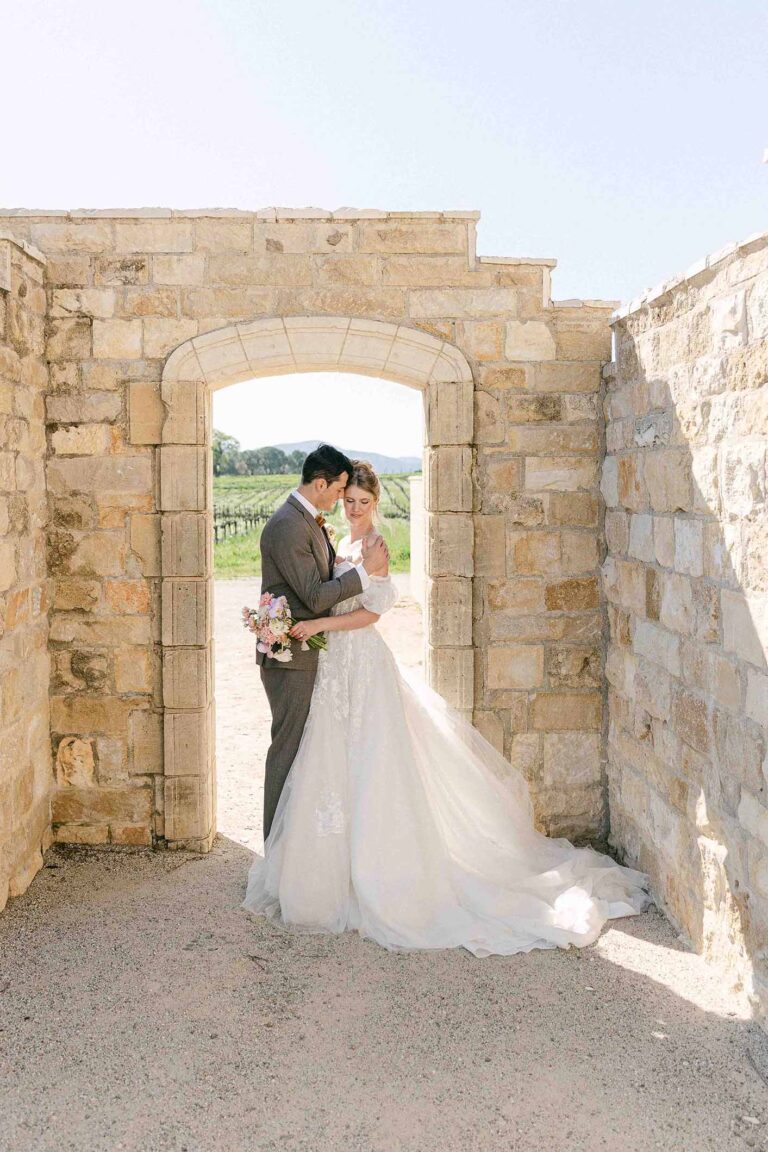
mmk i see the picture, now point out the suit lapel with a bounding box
[286,493,334,577]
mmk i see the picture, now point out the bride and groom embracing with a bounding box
[241,444,650,955]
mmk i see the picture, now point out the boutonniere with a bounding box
[325,524,337,546]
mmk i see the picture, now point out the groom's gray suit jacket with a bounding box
[256,493,364,670]
[257,494,364,839]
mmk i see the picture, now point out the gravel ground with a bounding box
[1,578,767,1152]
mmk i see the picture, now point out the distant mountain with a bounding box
[272,441,422,475]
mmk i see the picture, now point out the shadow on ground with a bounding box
[1,837,767,1152]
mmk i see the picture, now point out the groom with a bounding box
[257,443,389,840]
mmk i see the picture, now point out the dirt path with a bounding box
[213,574,422,850]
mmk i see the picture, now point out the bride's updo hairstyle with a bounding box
[349,459,381,524]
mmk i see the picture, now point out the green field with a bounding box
[213,473,415,578]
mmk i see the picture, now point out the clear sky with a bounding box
[4,0,766,455]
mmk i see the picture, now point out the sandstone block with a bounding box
[51,424,111,455]
[51,288,116,319]
[426,446,473,512]
[160,446,209,512]
[559,529,598,576]
[546,492,598,528]
[531,693,601,731]
[53,578,101,611]
[542,733,601,788]
[545,577,599,611]
[535,363,601,393]
[426,513,473,577]
[105,579,151,615]
[483,455,523,499]
[719,443,766,521]
[546,647,601,689]
[471,710,505,754]
[162,646,211,710]
[50,695,138,737]
[674,517,704,577]
[47,318,91,361]
[488,645,544,690]
[162,579,212,647]
[114,221,194,254]
[164,774,212,842]
[426,379,473,445]
[128,382,165,444]
[161,511,212,577]
[633,619,681,677]
[46,392,122,424]
[428,645,474,711]
[427,577,472,647]
[600,457,619,507]
[458,321,505,361]
[129,708,163,774]
[473,516,506,576]
[164,707,213,776]
[94,255,150,287]
[672,687,710,754]
[129,513,161,577]
[479,365,528,390]
[474,391,504,444]
[358,221,468,254]
[644,449,693,513]
[92,318,142,359]
[627,514,654,562]
[160,380,207,445]
[114,648,153,694]
[55,736,96,788]
[410,289,519,319]
[654,516,675,568]
[660,572,695,635]
[507,530,560,575]
[194,218,253,252]
[153,253,206,286]
[487,578,544,615]
[53,785,152,826]
[524,456,597,492]
[143,318,198,359]
[721,590,767,667]
[746,669,768,726]
[505,321,556,361]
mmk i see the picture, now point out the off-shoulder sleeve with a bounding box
[359,575,399,616]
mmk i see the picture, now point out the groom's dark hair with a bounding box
[301,443,355,486]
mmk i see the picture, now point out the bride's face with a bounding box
[343,484,375,531]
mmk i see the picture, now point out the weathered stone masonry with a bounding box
[0,208,611,889]
[604,233,768,1024]
[1,207,766,1024]
[0,236,53,907]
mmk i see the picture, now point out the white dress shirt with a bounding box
[291,489,370,590]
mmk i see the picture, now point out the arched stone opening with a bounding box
[159,317,474,849]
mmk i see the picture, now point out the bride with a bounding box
[241,461,650,956]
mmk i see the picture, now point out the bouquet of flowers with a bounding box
[242,593,327,662]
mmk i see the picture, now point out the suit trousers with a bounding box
[260,664,317,841]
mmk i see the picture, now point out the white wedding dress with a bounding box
[242,543,650,956]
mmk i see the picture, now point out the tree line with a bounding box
[213,430,307,476]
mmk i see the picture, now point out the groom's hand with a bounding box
[361,534,389,576]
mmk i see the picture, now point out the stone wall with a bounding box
[604,234,768,1021]
[0,208,614,862]
[0,237,53,910]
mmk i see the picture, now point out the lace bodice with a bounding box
[332,536,399,617]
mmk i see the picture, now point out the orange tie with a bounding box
[315,513,326,527]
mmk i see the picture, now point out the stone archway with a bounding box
[158,317,474,849]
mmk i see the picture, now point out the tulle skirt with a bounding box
[242,626,650,956]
